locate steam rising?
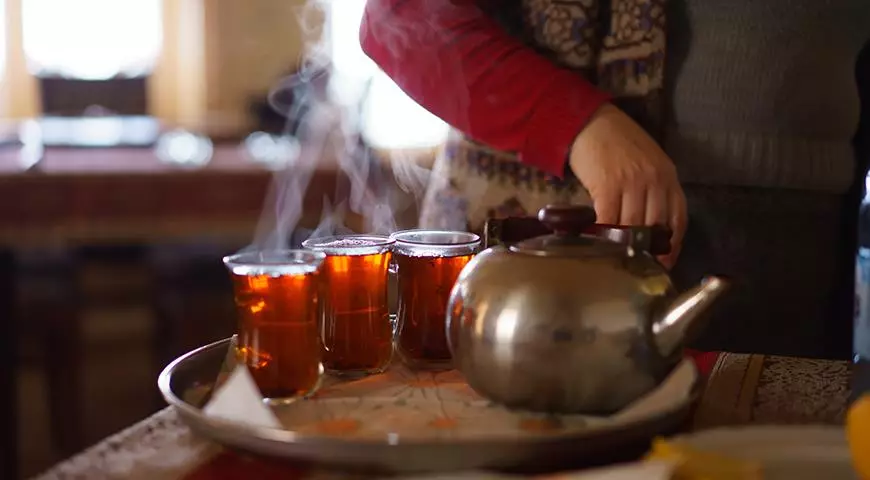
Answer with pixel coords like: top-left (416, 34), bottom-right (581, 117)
top-left (247, 0), bottom-right (440, 253)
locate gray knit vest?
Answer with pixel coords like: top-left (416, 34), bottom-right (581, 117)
top-left (663, 0), bottom-right (870, 193)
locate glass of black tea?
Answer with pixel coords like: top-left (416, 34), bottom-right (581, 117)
top-left (302, 235), bottom-right (394, 377)
top-left (390, 230), bottom-right (481, 370)
top-left (222, 249), bottom-right (326, 405)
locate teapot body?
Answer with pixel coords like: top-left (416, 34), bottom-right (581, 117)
top-left (447, 245), bottom-right (680, 414)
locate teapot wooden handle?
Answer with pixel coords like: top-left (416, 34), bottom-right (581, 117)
top-left (586, 224), bottom-right (673, 255)
top-left (485, 205), bottom-right (672, 255)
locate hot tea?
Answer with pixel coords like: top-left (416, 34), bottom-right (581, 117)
top-left (391, 230), bottom-right (480, 370)
top-left (394, 252), bottom-right (474, 363)
top-left (224, 250), bottom-right (325, 404)
top-left (303, 236), bottom-right (394, 376)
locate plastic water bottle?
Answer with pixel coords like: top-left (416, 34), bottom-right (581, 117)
top-left (851, 38), bottom-right (870, 402)
top-left (854, 175), bottom-right (870, 399)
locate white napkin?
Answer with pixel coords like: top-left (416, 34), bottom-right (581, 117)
top-left (202, 365), bottom-right (282, 429)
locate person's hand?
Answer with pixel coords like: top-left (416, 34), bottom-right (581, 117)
top-left (568, 103), bottom-right (687, 268)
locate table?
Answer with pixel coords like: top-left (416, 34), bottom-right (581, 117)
top-left (32, 353), bottom-right (853, 480)
top-left (0, 146), bottom-right (354, 247)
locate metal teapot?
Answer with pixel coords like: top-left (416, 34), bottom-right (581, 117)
top-left (446, 204), bottom-right (729, 414)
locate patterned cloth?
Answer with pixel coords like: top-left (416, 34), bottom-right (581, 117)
top-left (692, 353), bottom-right (852, 430)
top-left (34, 353), bottom-right (852, 480)
top-left (419, 0), bottom-right (666, 232)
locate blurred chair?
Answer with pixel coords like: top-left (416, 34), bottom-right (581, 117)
top-left (16, 247), bottom-right (80, 457)
top-left (148, 241), bottom-right (238, 404)
top-left (1, 247), bottom-right (18, 480)
top-left (19, 243), bottom-right (154, 456)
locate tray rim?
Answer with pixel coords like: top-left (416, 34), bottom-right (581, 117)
top-left (159, 337), bottom-right (703, 448)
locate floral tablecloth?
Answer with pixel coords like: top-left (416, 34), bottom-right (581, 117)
top-left (33, 353), bottom-right (852, 480)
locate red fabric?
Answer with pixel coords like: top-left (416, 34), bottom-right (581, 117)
top-left (684, 349), bottom-right (719, 377)
top-left (359, 0), bottom-right (611, 178)
top-left (183, 452), bottom-right (309, 480)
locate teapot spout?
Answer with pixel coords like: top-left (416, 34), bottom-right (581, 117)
top-left (653, 276), bottom-right (730, 357)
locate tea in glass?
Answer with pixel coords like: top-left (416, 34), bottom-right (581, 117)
top-left (391, 230), bottom-right (481, 370)
top-left (223, 250), bottom-right (325, 405)
top-left (303, 235), bottom-right (394, 376)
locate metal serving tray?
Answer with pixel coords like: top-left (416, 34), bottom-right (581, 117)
top-left (158, 337), bottom-right (701, 474)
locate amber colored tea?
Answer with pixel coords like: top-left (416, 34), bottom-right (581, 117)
top-left (395, 252), bottom-right (473, 366)
top-left (319, 247), bottom-right (393, 375)
top-left (230, 270), bottom-right (322, 400)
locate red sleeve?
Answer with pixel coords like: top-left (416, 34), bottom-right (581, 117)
top-left (359, 0), bottom-right (611, 178)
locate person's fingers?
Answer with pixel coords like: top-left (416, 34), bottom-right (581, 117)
top-left (660, 188), bottom-right (688, 269)
top-left (620, 187), bottom-right (647, 226)
top-left (593, 188), bottom-right (622, 225)
top-left (669, 188), bottom-right (688, 245)
top-left (644, 186), bottom-right (669, 226)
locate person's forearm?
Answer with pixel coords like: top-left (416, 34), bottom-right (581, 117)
top-left (359, 0), bottom-right (611, 177)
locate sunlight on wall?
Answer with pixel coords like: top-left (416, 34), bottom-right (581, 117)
top-left (0, 0), bottom-right (6, 79)
top-left (22, 0), bottom-right (162, 80)
top-left (328, 0), bottom-right (448, 150)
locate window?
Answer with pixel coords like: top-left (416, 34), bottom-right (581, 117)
top-left (22, 0), bottom-right (162, 119)
top-left (328, 0), bottom-right (448, 150)
top-left (22, 0), bottom-right (162, 80)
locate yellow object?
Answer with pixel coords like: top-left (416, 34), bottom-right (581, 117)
top-left (847, 394), bottom-right (870, 480)
top-left (645, 437), bottom-right (763, 480)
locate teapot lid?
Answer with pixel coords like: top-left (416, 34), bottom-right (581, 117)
top-left (510, 205), bottom-right (672, 258)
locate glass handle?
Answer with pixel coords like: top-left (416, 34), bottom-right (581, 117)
top-left (388, 259), bottom-right (398, 337)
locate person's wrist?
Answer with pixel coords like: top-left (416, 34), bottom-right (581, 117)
top-left (575, 102), bottom-right (618, 141)
top-left (568, 102), bottom-right (615, 173)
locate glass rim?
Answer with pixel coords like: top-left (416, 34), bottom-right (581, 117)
top-left (301, 234), bottom-right (395, 251)
top-left (390, 229), bottom-right (481, 247)
top-left (222, 249), bottom-right (326, 268)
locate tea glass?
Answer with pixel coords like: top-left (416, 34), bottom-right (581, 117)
top-left (390, 230), bottom-right (481, 370)
top-left (302, 235), bottom-right (395, 377)
top-left (222, 249), bottom-right (325, 405)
